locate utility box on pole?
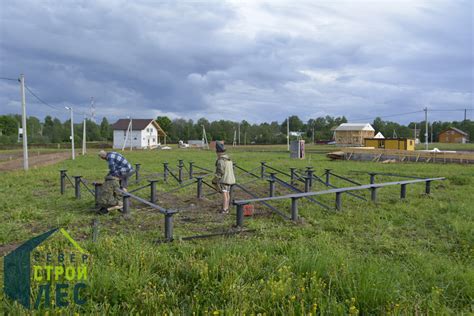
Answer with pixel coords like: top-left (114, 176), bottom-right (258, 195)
top-left (290, 140), bottom-right (305, 159)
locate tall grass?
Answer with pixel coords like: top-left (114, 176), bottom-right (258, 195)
top-left (0, 149), bottom-right (473, 314)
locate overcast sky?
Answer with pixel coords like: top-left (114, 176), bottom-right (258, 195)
top-left (0, 0), bottom-right (472, 124)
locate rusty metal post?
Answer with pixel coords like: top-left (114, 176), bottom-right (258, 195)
top-left (369, 173), bottom-right (376, 185)
top-left (189, 161), bottom-right (194, 179)
top-left (60, 170), bottom-right (67, 195)
top-left (196, 176), bottom-right (203, 199)
top-left (306, 168), bottom-right (314, 187)
top-left (149, 180), bottom-right (158, 203)
top-left (400, 184), bottom-right (407, 199)
top-left (236, 203), bottom-right (244, 227)
top-left (163, 162), bottom-right (169, 183)
top-left (290, 168), bottom-right (296, 186)
top-left (370, 187), bottom-right (377, 202)
top-left (325, 169), bottom-right (331, 186)
top-left (291, 197), bottom-right (298, 221)
top-left (93, 182), bottom-right (102, 206)
top-left (178, 160), bottom-right (183, 183)
top-left (122, 193), bottom-right (130, 216)
top-left (135, 163), bottom-right (141, 183)
top-left (164, 212), bottom-right (174, 241)
top-left (304, 176), bottom-right (310, 192)
top-left (74, 176), bottom-right (82, 199)
top-left (335, 192), bottom-right (342, 210)
top-left (260, 161), bottom-right (266, 178)
top-left (268, 178), bottom-right (275, 197)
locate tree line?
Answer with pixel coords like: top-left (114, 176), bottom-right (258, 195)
top-left (0, 115), bottom-right (112, 144)
top-left (0, 113), bottom-right (472, 145)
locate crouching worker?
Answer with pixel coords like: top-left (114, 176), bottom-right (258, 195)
top-left (98, 150), bottom-right (134, 189)
top-left (212, 141), bottom-right (236, 214)
top-left (96, 175), bottom-right (123, 214)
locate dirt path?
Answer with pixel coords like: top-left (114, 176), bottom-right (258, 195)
top-left (0, 152), bottom-right (71, 172)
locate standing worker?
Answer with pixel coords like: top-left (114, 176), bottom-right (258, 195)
top-left (98, 150), bottom-right (134, 189)
top-left (212, 141), bottom-right (236, 213)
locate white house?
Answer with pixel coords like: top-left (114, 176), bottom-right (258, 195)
top-left (112, 119), bottom-right (167, 149)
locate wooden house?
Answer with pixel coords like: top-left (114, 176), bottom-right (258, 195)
top-left (334, 123), bottom-right (375, 146)
top-left (438, 127), bottom-right (469, 143)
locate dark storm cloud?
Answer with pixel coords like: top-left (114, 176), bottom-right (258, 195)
top-left (0, 0), bottom-right (472, 123)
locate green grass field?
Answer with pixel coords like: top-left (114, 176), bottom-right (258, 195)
top-left (0, 147), bottom-right (473, 314)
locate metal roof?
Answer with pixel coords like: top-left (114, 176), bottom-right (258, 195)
top-left (111, 119), bottom-right (167, 136)
top-left (335, 123), bottom-right (375, 131)
top-left (441, 127), bottom-right (468, 136)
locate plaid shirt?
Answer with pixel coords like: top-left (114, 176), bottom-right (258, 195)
top-left (106, 152), bottom-right (133, 177)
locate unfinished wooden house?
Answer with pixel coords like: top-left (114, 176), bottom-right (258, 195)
top-left (334, 123), bottom-right (375, 146)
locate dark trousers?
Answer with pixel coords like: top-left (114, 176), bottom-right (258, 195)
top-left (119, 170), bottom-right (135, 189)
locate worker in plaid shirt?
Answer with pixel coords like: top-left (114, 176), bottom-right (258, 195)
top-left (98, 150), bottom-right (134, 188)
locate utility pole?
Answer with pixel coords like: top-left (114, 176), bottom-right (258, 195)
top-left (424, 107), bottom-right (428, 150)
top-left (431, 123), bottom-right (434, 143)
top-left (464, 109), bottom-right (467, 121)
top-left (130, 118), bottom-right (133, 151)
top-left (20, 74), bottom-right (28, 170)
top-left (414, 123), bottom-right (417, 144)
top-left (238, 123), bottom-right (241, 145)
top-left (312, 127), bottom-right (315, 144)
top-left (233, 129), bottom-right (237, 147)
top-left (65, 106), bottom-right (75, 160)
top-left (287, 117), bottom-right (290, 151)
top-left (82, 115), bottom-right (87, 155)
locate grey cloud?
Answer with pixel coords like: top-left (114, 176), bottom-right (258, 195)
top-left (0, 0), bottom-right (472, 124)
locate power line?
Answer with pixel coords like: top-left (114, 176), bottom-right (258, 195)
top-left (351, 110), bottom-right (424, 122)
top-left (24, 84), bottom-right (62, 111)
top-left (0, 76), bottom-right (19, 81)
top-left (429, 109), bottom-right (472, 112)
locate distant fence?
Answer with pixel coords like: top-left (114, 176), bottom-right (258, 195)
top-left (0, 141), bottom-right (112, 150)
top-left (337, 148), bottom-right (474, 164)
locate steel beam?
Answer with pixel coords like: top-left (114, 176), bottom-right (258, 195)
top-left (164, 213), bottom-right (174, 241)
top-left (60, 170), bottom-right (67, 195)
top-left (163, 162), bottom-right (169, 183)
top-left (260, 161), bottom-right (266, 178)
top-left (304, 176), bottom-right (310, 192)
top-left (369, 173), bottom-right (376, 185)
top-left (189, 162), bottom-right (194, 179)
top-left (400, 184), bottom-right (407, 199)
top-left (236, 204), bottom-right (244, 227)
top-left (93, 182), bottom-right (102, 206)
top-left (290, 168), bottom-right (296, 186)
top-left (122, 193), bottom-right (130, 216)
top-left (335, 192), bottom-right (342, 210)
top-left (325, 169), bottom-right (331, 186)
top-left (135, 163), bottom-right (141, 183)
top-left (370, 187), bottom-right (377, 202)
top-left (197, 177), bottom-right (203, 199)
top-left (291, 197), bottom-right (298, 221)
top-left (149, 180), bottom-right (158, 203)
top-left (178, 160), bottom-right (183, 183)
top-left (74, 176), bottom-right (82, 199)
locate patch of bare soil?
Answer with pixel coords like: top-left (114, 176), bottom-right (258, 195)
top-left (0, 243), bottom-right (19, 256)
top-left (0, 152), bottom-right (70, 172)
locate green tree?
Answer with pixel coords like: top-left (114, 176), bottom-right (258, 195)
top-left (100, 117), bottom-right (112, 140)
top-left (0, 115), bottom-right (18, 136)
top-left (156, 116), bottom-right (172, 134)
